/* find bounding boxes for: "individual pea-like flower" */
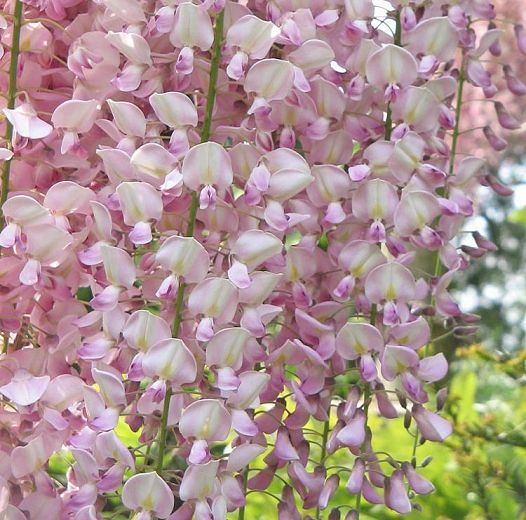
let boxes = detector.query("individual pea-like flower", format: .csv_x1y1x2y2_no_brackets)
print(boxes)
90,245,136,311
336,322,384,382
51,99,100,154
352,179,399,242
106,31,153,91
365,44,418,101
0,368,50,406
181,141,234,209
188,277,238,340
394,190,443,249
335,241,386,300
149,92,198,157
18,224,73,285
228,229,282,288
365,262,417,326
170,2,214,75
244,58,296,114
122,471,174,520
225,15,280,80
3,102,52,140
155,235,210,299
116,181,163,244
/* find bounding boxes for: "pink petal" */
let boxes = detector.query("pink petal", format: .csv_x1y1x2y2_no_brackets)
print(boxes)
100,244,136,288
52,100,100,133
394,191,441,236
226,371,270,410
365,262,417,304
366,45,417,88
117,181,163,225
0,369,50,406
149,92,198,128
0,147,13,161
244,59,294,101
416,353,448,382
228,261,251,289
179,461,219,501
90,285,121,312
106,31,152,65
226,444,266,473
142,338,197,385
11,436,49,478
129,221,152,245
205,327,249,369
384,470,411,514
91,366,125,407
122,472,174,518
182,142,233,191
406,16,458,62
231,408,259,436
381,345,420,381
122,310,171,352
44,181,94,215
19,258,41,286
3,104,52,139
170,2,213,51
156,235,209,283
107,99,146,137
226,15,279,59
336,322,384,360
188,278,238,322
274,427,300,461
289,39,335,76
336,410,366,447
179,399,232,441
413,405,452,442
231,230,282,270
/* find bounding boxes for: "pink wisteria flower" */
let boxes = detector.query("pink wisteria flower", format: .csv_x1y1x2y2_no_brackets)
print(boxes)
0,0,521,519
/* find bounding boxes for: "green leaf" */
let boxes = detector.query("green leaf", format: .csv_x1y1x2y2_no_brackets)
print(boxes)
508,206,526,225
449,370,478,424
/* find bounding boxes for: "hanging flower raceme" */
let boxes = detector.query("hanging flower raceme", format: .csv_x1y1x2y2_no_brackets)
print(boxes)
0,0,519,518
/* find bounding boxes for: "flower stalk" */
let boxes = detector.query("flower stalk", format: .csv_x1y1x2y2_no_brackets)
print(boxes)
155,8,225,474
0,0,23,230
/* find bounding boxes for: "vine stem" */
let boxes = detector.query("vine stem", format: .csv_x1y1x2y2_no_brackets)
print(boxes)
413,25,468,495
0,0,23,232
448,63,466,177
155,8,225,474
433,50,467,281
315,412,331,520
238,467,248,520
383,10,401,142
356,11,401,520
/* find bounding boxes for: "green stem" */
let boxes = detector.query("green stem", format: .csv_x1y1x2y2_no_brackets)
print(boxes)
448,64,465,177
238,466,249,520
357,13,402,519
356,314,375,518
354,387,371,520
369,303,377,326
383,11,401,142
433,54,466,280
0,0,23,232
315,415,331,520
155,9,225,474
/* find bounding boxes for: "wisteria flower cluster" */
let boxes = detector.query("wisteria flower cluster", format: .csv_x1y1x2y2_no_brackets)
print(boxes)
0,0,522,518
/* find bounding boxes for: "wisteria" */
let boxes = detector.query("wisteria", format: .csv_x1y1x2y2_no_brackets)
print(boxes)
0,0,522,518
